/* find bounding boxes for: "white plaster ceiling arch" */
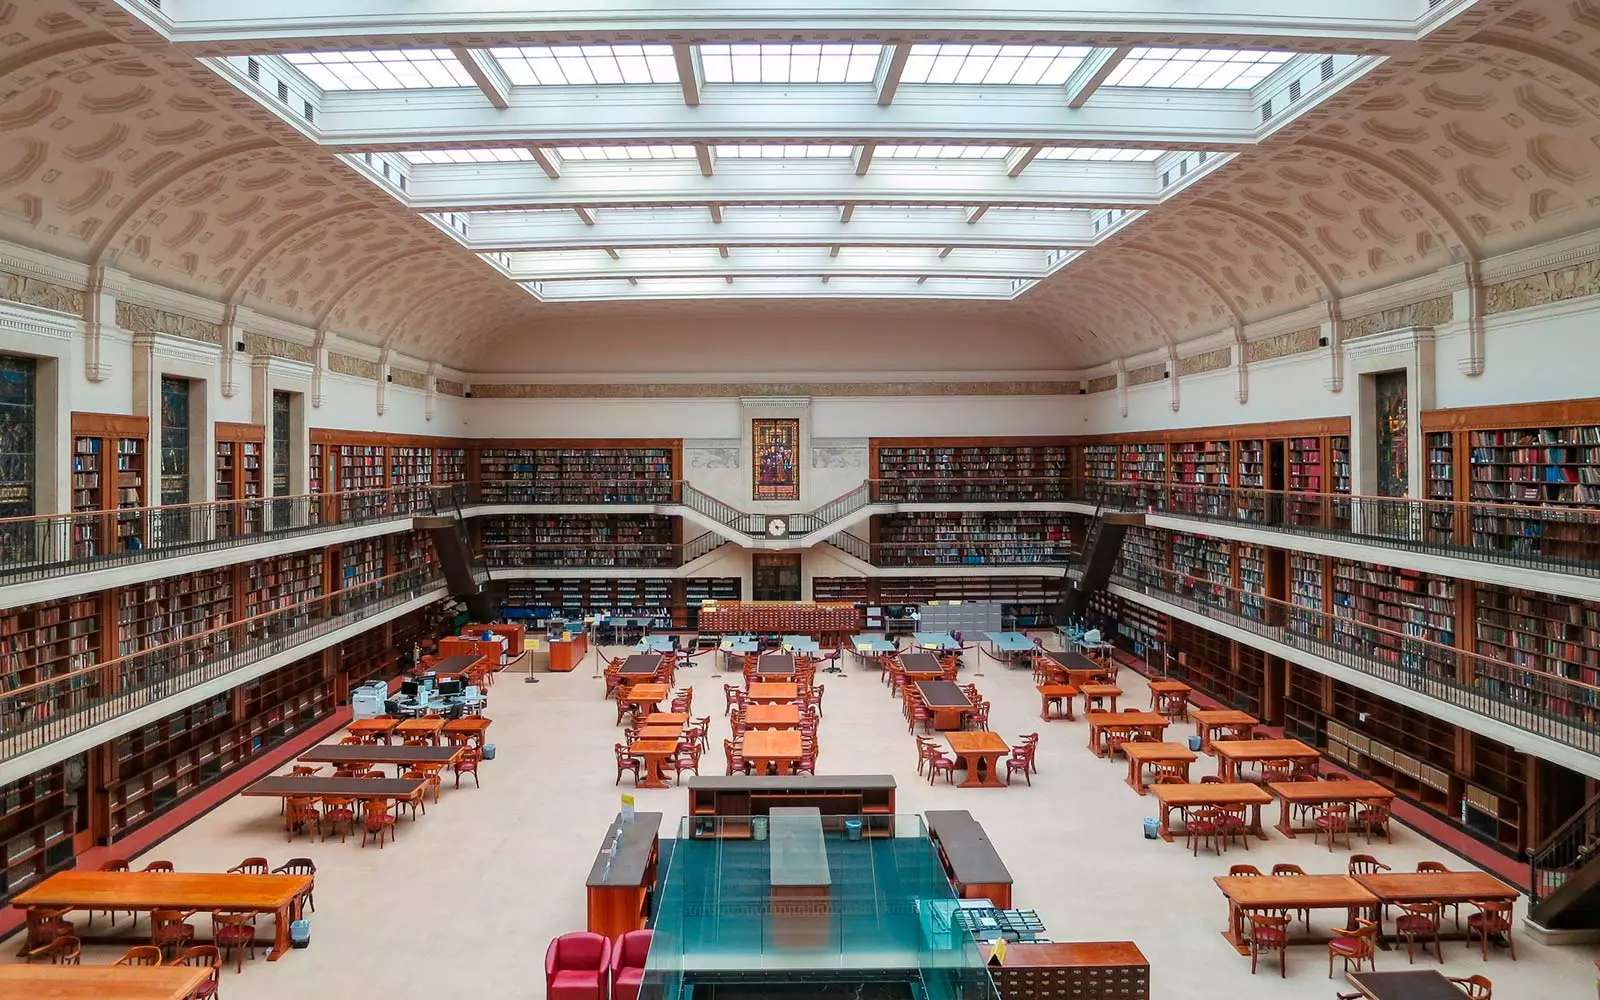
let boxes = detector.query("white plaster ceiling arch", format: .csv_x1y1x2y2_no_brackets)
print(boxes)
222,202,381,304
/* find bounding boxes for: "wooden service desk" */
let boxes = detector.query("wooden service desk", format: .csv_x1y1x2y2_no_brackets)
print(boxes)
549,630,588,672
1084,712,1167,757
925,809,1013,908
1122,742,1197,794
0,965,210,999
1269,780,1393,837
586,811,662,940
1213,874,1376,953
687,776,897,839
1149,783,1272,843
1211,739,1320,781
983,942,1149,1000
463,622,526,656
13,871,313,960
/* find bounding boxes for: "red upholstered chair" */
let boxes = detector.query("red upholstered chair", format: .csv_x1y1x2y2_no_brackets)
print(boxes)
611,929,654,1000
545,932,612,1000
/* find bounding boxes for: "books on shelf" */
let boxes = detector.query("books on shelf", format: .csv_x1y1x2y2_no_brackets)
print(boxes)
478,447,675,504
1288,552,1326,639
1083,444,1118,482
480,514,675,568
1170,440,1230,515
873,444,1069,501
874,512,1071,567
437,447,467,484
1114,527,1169,590
1237,542,1265,620
1172,533,1232,611
1330,560,1456,676
242,552,322,639
1474,584,1600,719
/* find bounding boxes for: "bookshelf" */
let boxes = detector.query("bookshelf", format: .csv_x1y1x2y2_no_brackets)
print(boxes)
1168,619,1260,714
476,444,677,504
0,596,100,709
1463,423,1600,564
1330,436,1352,493
1235,439,1267,522
1114,527,1169,590
115,570,233,662
1474,584,1600,723
870,441,1070,501
241,552,322,641
390,446,433,489
873,577,1056,607
70,415,149,559
873,512,1071,566
1082,444,1118,483
811,578,868,604
684,578,742,609
1287,436,1329,526
480,514,675,568
1171,533,1231,612
502,578,675,619
1426,430,1455,541
392,529,439,577
70,436,103,559
213,441,235,537
1330,560,1456,677
338,444,386,519
1087,591,1168,653
309,442,324,522
340,539,385,594
1465,734,1528,853
1288,552,1326,639
0,355,34,525
1236,542,1266,620
1169,440,1230,515
213,426,265,537
0,760,76,898
436,446,468,484
337,626,395,688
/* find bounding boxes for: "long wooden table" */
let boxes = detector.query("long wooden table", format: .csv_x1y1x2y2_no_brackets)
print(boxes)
1211,738,1320,781
442,716,491,746
916,680,972,731
1122,742,1197,794
1191,709,1258,751
243,776,426,800
1213,873,1376,953
1084,711,1168,757
13,871,313,961
1149,782,1272,842
746,682,798,704
298,745,462,767
742,730,802,775
619,683,670,710
898,652,946,682
1345,970,1472,1000
1354,870,1519,946
393,717,444,744
1269,780,1395,837
0,965,210,999
946,732,1009,788
1037,683,1078,721
744,704,800,729
1038,648,1106,686
347,717,399,743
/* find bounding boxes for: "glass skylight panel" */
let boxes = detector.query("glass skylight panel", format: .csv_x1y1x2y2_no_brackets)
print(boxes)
875,145,1011,159
557,145,697,161
488,45,678,85
714,145,855,159
899,44,1093,85
1036,147,1164,162
400,149,535,165
283,50,474,90
1102,48,1294,90
699,44,882,84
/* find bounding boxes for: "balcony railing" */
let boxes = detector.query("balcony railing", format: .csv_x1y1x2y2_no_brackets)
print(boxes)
789,484,872,535
0,566,445,764
825,532,870,562
1095,553,1600,755
472,478,684,506
480,532,726,570
849,539,1074,568
867,476,1074,504
0,484,466,590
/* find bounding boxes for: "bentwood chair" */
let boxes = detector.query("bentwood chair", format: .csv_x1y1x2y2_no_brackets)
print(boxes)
1466,899,1515,961
175,945,223,998
273,858,317,912
20,908,73,958
115,945,164,967
1416,861,1462,928
1246,913,1291,977
1327,918,1377,978
360,799,397,849
213,911,258,972
1447,975,1494,999
25,934,80,965
1394,901,1443,964
228,857,269,875
149,909,196,961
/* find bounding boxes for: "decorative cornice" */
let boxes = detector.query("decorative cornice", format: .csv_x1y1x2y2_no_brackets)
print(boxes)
116,301,223,345
1344,325,1436,362
132,331,222,367
328,352,379,380
1125,362,1166,387
243,331,315,365
1245,327,1320,364
1178,346,1231,376
0,270,84,315
1344,295,1453,341
391,368,428,390
0,300,77,344
1483,258,1600,318
435,377,466,397
1086,374,1118,394
469,381,1080,398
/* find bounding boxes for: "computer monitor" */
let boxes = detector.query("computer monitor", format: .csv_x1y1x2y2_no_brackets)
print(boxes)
438,678,464,697
400,680,420,699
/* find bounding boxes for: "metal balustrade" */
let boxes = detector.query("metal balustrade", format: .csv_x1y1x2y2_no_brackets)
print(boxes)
480,531,727,570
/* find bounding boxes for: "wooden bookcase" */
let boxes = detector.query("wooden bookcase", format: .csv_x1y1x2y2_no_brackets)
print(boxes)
69,413,149,559
114,569,233,666
868,438,1071,501
475,440,680,504
1114,526,1170,590
0,595,100,712
479,514,676,568
1167,620,1261,715
501,578,675,617
1329,560,1456,677
686,776,896,839
871,511,1072,567
1171,534,1231,612
339,538,385,594
1082,444,1118,483
1169,439,1230,515
436,446,468,484
213,423,265,538
1474,583,1600,723
1235,438,1268,521
811,578,868,603
1288,552,1328,639
0,761,77,898
241,552,322,641
1236,542,1267,621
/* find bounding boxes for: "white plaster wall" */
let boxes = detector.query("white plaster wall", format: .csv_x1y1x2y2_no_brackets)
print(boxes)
810,396,1074,438
1433,298,1598,411
688,544,752,600
1076,352,1349,435
310,376,457,437
68,332,135,416
465,397,740,440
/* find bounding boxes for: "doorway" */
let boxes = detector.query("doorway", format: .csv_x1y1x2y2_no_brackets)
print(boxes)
752,554,802,601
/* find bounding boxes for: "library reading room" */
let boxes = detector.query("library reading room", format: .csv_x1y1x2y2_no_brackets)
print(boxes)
3,1,1600,999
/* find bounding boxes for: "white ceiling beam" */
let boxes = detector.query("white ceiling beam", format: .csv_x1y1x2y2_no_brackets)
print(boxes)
707,204,723,223
306,85,1261,150
496,247,1051,281
1064,45,1133,109
938,246,953,258
718,246,729,258
839,205,854,224
1005,145,1042,178
966,206,989,224
404,159,1162,211
673,43,702,107
695,142,714,177
528,146,561,179
605,248,621,260
174,4,1428,55
829,245,840,257
574,206,597,225
449,46,512,109
874,43,911,107
852,142,876,177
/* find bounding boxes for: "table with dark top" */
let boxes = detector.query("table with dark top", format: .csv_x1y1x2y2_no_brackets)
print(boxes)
586,811,663,939
756,653,797,677
297,745,462,767
916,680,972,731
899,652,945,680
1038,648,1105,685
428,653,483,676
242,776,426,799
1346,970,1471,1000
618,653,663,677
925,809,1013,907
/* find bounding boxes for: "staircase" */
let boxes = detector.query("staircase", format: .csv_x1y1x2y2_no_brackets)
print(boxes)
1530,796,1600,930
1058,510,1144,620
414,503,498,621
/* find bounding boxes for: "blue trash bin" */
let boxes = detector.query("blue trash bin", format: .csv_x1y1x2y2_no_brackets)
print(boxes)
1187,735,1203,752
290,919,310,948
845,819,863,841
482,743,497,761
1142,818,1159,840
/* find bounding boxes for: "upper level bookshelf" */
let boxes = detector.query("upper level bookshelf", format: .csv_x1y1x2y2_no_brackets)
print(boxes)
502,578,675,617
69,414,149,560
436,447,468,484
1474,583,1600,723
214,425,265,538
1082,444,1118,482
477,442,679,504
872,512,1071,567
479,514,675,568
1236,542,1266,621
874,576,1058,607
0,596,99,700
115,569,233,663
1288,552,1326,639
389,446,433,490
1171,533,1231,612
1115,527,1169,591
242,552,322,640
1169,440,1230,516
1330,560,1456,677
870,439,1070,501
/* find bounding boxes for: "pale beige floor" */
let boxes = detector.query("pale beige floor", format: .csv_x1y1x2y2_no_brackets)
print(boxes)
9,644,1598,998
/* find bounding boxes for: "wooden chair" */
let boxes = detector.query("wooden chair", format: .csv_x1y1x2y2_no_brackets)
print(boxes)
1328,918,1377,978
25,934,80,965
19,905,73,958
1153,761,1188,784
1357,798,1393,844
1260,757,1292,783
1271,865,1312,930
414,763,444,803
1466,899,1515,961
1245,913,1291,977
1003,744,1035,786
272,858,316,912
1313,802,1351,851
1416,862,1462,928
1447,975,1493,999
454,746,482,788
213,911,258,972
321,796,356,842
694,716,713,753
90,859,132,927
1348,854,1390,876
175,945,222,999
141,860,176,873
926,750,957,785
400,769,430,818
149,909,196,960
1229,864,1262,876
228,857,269,875
361,799,397,848
1186,807,1224,857
967,701,991,732
115,945,165,966
339,736,365,746
615,743,641,786
285,797,320,841
1017,732,1040,773
1216,803,1250,851
1394,902,1443,963
723,739,750,776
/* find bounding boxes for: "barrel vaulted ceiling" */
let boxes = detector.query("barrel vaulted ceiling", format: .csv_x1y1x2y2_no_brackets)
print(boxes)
0,0,1596,371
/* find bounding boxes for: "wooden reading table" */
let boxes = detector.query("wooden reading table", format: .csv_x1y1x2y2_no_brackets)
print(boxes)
742,730,803,776
1150,782,1272,842
1353,870,1518,946
1037,683,1078,721
644,713,688,727
620,683,670,711
898,652,947,682
0,965,210,999
442,716,491,747
754,653,797,679
628,740,680,788
916,680,972,731
347,717,399,743
638,725,684,741
1122,742,1197,794
1212,738,1320,781
1269,780,1394,837
744,704,800,729
1078,683,1123,714
746,682,798,704
1191,709,1258,751
393,717,445,745
925,809,1013,907
1147,679,1192,714
298,745,462,769
618,654,663,678
13,870,314,960
1345,970,1474,1000
243,775,425,802
1084,712,1168,757
1038,649,1106,687
1213,873,1376,953
946,732,1009,787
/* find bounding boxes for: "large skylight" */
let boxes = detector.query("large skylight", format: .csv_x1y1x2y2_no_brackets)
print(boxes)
1102,48,1295,89
699,44,882,84
401,148,535,165
1037,148,1165,162
899,44,1094,85
875,145,1011,159
557,145,697,162
488,45,678,85
714,145,855,159
283,50,474,90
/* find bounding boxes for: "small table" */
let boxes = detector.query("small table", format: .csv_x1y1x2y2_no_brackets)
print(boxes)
946,732,1009,788
1147,679,1192,717
1150,783,1272,842
744,704,801,730
1191,709,1259,751
982,631,1035,662
916,680,972,731
618,653,663,678
850,635,897,661
747,682,798,704
1213,874,1376,953
1345,970,1475,1000
780,637,820,654
720,638,758,668
1037,683,1078,721
441,716,491,747
620,683,670,712
1084,711,1168,757
913,631,959,651
1038,648,1106,686
644,713,689,727
638,725,685,741
636,635,675,652
1212,738,1320,781
756,653,798,678
1269,780,1394,837
0,965,211,999
1122,742,1197,794
1078,683,1123,714
742,730,803,775
393,717,445,745
628,740,679,788
347,717,399,743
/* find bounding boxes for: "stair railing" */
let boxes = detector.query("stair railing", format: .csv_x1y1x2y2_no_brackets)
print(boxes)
1531,794,1600,909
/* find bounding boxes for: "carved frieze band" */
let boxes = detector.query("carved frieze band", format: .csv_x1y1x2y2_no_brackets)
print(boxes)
390,368,427,390
1344,296,1453,340
242,332,314,364
0,270,83,315
435,378,465,397
469,380,1081,399
1484,258,1600,316
1126,363,1166,387
1245,327,1320,363
1178,346,1232,376
1086,375,1118,394
327,353,379,379
115,301,222,345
